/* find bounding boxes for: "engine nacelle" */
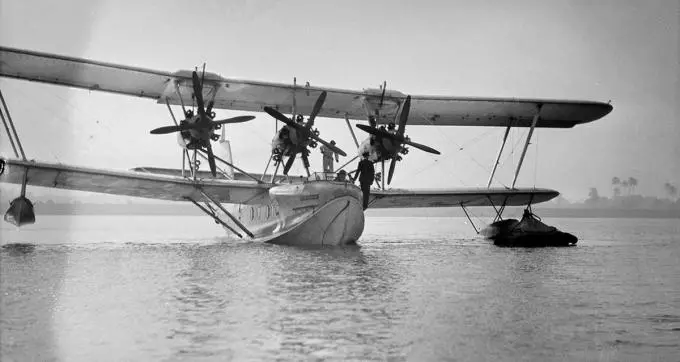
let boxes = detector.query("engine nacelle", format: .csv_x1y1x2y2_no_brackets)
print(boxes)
357,137,382,162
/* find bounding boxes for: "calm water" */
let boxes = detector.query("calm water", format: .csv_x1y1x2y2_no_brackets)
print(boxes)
1,216,679,361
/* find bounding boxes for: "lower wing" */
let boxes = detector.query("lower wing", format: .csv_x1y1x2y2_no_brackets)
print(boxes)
368,188,558,208
0,159,271,204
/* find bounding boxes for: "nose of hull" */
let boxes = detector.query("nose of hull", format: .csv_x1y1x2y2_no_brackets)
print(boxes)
267,195,365,246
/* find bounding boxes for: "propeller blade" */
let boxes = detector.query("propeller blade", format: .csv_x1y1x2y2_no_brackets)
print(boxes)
387,157,398,185
206,141,217,177
192,71,206,119
403,139,441,155
150,123,201,135
283,152,297,175
397,95,411,137
355,124,400,141
306,91,327,129
264,107,300,129
357,123,439,154
200,63,206,91
309,133,347,156
212,116,256,126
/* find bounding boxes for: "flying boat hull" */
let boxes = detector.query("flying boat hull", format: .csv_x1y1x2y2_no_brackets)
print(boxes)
221,181,365,246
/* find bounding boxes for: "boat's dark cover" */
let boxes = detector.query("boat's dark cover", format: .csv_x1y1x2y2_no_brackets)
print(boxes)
483,210,577,247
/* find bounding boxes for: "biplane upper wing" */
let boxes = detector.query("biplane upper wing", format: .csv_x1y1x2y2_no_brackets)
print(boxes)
368,188,559,208
0,46,612,128
0,159,272,204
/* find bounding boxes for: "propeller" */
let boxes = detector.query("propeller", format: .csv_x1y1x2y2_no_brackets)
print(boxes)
355,95,440,184
264,109,346,157
264,91,347,174
150,116,254,134
150,67,255,177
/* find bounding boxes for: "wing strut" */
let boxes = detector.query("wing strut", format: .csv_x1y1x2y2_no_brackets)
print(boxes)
0,88,26,160
1,88,35,226
165,99,194,178
174,82,188,116
487,124,512,188
344,114,360,148
511,105,542,189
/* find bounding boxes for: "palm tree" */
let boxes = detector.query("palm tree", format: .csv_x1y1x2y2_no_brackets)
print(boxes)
612,177,621,197
665,182,677,200
621,180,629,195
628,177,638,195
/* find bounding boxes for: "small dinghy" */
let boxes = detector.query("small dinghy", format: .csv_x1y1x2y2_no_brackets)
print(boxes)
481,208,577,247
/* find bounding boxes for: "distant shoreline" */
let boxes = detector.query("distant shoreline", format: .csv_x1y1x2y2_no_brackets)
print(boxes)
21,203,680,219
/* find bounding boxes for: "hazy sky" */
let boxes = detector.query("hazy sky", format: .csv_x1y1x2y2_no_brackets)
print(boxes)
1,0,678,200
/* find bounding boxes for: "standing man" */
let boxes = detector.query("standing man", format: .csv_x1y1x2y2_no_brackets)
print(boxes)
320,140,340,173
353,152,375,210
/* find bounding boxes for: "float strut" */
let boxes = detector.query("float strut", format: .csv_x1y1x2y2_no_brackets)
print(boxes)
185,197,243,238
487,196,503,222
199,190,255,238
460,204,479,234
511,105,542,189
3,164,35,227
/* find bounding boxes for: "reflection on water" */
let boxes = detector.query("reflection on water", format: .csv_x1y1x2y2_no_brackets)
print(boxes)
1,216,679,361
0,244,67,361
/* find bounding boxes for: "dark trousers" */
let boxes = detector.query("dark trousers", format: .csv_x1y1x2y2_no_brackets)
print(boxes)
360,182,370,210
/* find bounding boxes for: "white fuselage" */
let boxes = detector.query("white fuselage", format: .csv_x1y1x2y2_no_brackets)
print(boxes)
217,179,365,246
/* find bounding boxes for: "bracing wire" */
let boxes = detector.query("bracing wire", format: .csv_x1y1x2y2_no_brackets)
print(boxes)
418,115,498,180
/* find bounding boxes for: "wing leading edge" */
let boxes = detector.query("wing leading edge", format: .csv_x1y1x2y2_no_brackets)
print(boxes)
0,46,612,128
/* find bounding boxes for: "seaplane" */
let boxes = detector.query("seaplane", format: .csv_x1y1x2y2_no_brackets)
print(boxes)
0,46,613,246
